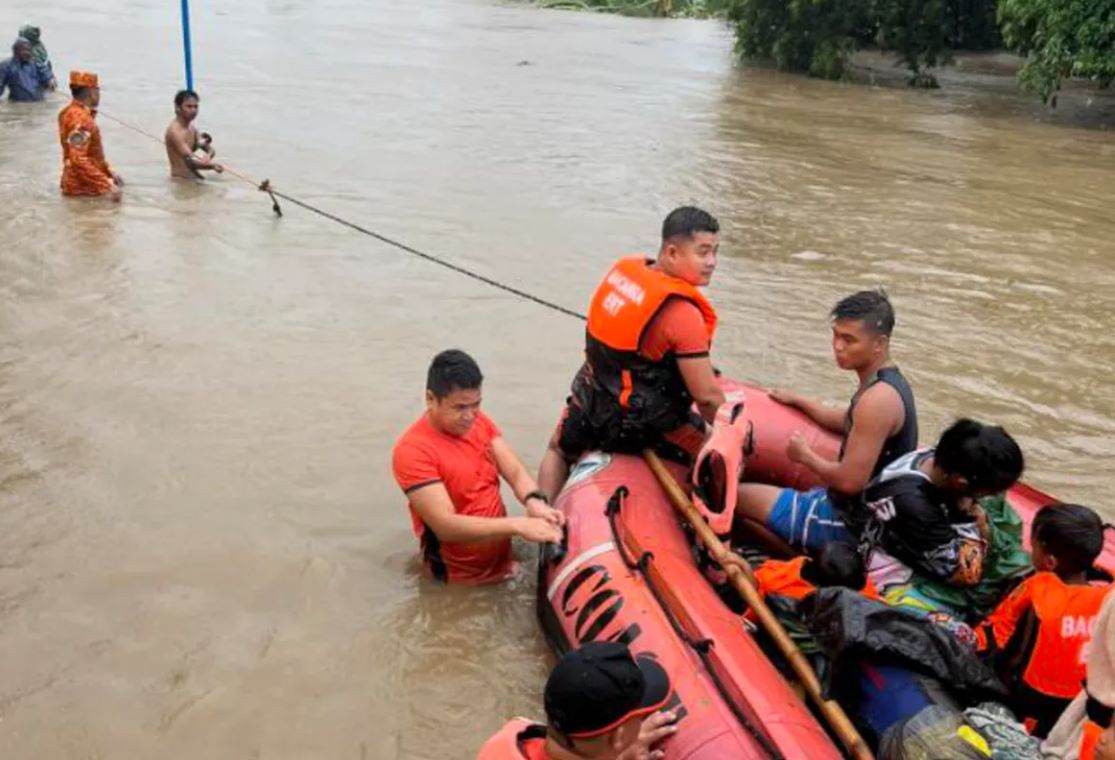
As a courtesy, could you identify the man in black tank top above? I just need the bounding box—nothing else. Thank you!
[734,290,919,554]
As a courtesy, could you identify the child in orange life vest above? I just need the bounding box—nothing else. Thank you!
[741,541,880,623]
[975,503,1114,739]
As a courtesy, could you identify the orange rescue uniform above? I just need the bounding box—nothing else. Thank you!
[742,556,880,623]
[58,100,115,196]
[975,571,1112,736]
[554,257,718,460]
[476,720,551,760]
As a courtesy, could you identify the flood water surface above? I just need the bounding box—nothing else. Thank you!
[1,1,1114,757]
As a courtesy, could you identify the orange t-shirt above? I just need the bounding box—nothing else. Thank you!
[639,299,712,361]
[392,411,513,584]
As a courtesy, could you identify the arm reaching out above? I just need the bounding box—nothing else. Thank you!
[408,482,561,544]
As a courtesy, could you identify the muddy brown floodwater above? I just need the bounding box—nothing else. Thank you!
[1,1,1113,757]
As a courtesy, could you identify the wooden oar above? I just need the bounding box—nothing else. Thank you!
[642,449,874,760]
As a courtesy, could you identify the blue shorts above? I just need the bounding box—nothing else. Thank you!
[766,487,852,553]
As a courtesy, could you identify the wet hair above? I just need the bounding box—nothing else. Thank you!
[804,541,867,590]
[70,85,89,99]
[175,89,200,107]
[661,206,719,243]
[426,349,482,399]
[830,289,895,337]
[1032,503,1106,576]
[934,418,1024,495]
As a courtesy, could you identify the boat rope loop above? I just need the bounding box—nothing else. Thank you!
[99,111,586,322]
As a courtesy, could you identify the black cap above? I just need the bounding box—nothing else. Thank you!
[544,642,672,739]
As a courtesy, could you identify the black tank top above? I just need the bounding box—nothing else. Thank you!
[838,366,918,479]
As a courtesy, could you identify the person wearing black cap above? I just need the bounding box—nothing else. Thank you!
[477,642,679,759]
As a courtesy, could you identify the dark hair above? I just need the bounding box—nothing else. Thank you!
[805,541,867,590]
[934,418,1024,495]
[426,349,482,398]
[70,85,89,99]
[830,289,895,337]
[1032,503,1105,576]
[661,206,719,243]
[174,89,200,107]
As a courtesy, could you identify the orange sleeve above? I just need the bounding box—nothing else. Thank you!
[1080,720,1104,760]
[392,436,441,494]
[975,575,1035,652]
[641,299,711,361]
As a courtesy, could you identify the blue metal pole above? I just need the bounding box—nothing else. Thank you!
[180,0,194,90]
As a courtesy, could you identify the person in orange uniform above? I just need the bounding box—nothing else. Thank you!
[392,349,563,584]
[737,541,879,623]
[58,70,123,200]
[1042,592,1115,760]
[752,541,880,603]
[537,206,726,500]
[974,503,1113,738]
[477,642,679,760]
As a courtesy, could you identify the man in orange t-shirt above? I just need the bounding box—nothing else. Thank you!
[393,350,563,584]
[536,207,726,500]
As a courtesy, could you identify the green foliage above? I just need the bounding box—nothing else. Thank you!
[725,0,1000,84]
[998,0,1115,103]
[535,0,1115,102]
[726,0,871,79]
[876,0,950,85]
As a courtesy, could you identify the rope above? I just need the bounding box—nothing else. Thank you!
[98,110,585,322]
[266,189,587,321]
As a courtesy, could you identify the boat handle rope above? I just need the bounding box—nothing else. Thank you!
[605,486,786,760]
[98,110,587,323]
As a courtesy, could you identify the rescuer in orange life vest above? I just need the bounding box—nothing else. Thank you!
[58,70,123,200]
[975,502,1114,738]
[537,206,726,500]
[476,641,679,760]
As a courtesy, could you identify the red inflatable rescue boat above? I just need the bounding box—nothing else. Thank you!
[536,379,1115,759]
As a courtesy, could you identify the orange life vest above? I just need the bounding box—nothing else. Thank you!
[978,573,1112,736]
[1005,575,1109,699]
[475,720,550,760]
[742,557,880,622]
[576,257,717,449]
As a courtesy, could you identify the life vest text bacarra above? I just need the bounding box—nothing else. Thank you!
[601,270,647,316]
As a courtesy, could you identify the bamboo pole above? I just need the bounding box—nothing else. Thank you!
[642,449,874,760]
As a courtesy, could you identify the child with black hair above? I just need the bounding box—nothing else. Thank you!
[742,541,879,622]
[975,503,1113,738]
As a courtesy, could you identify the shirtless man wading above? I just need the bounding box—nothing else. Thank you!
[164,89,223,179]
